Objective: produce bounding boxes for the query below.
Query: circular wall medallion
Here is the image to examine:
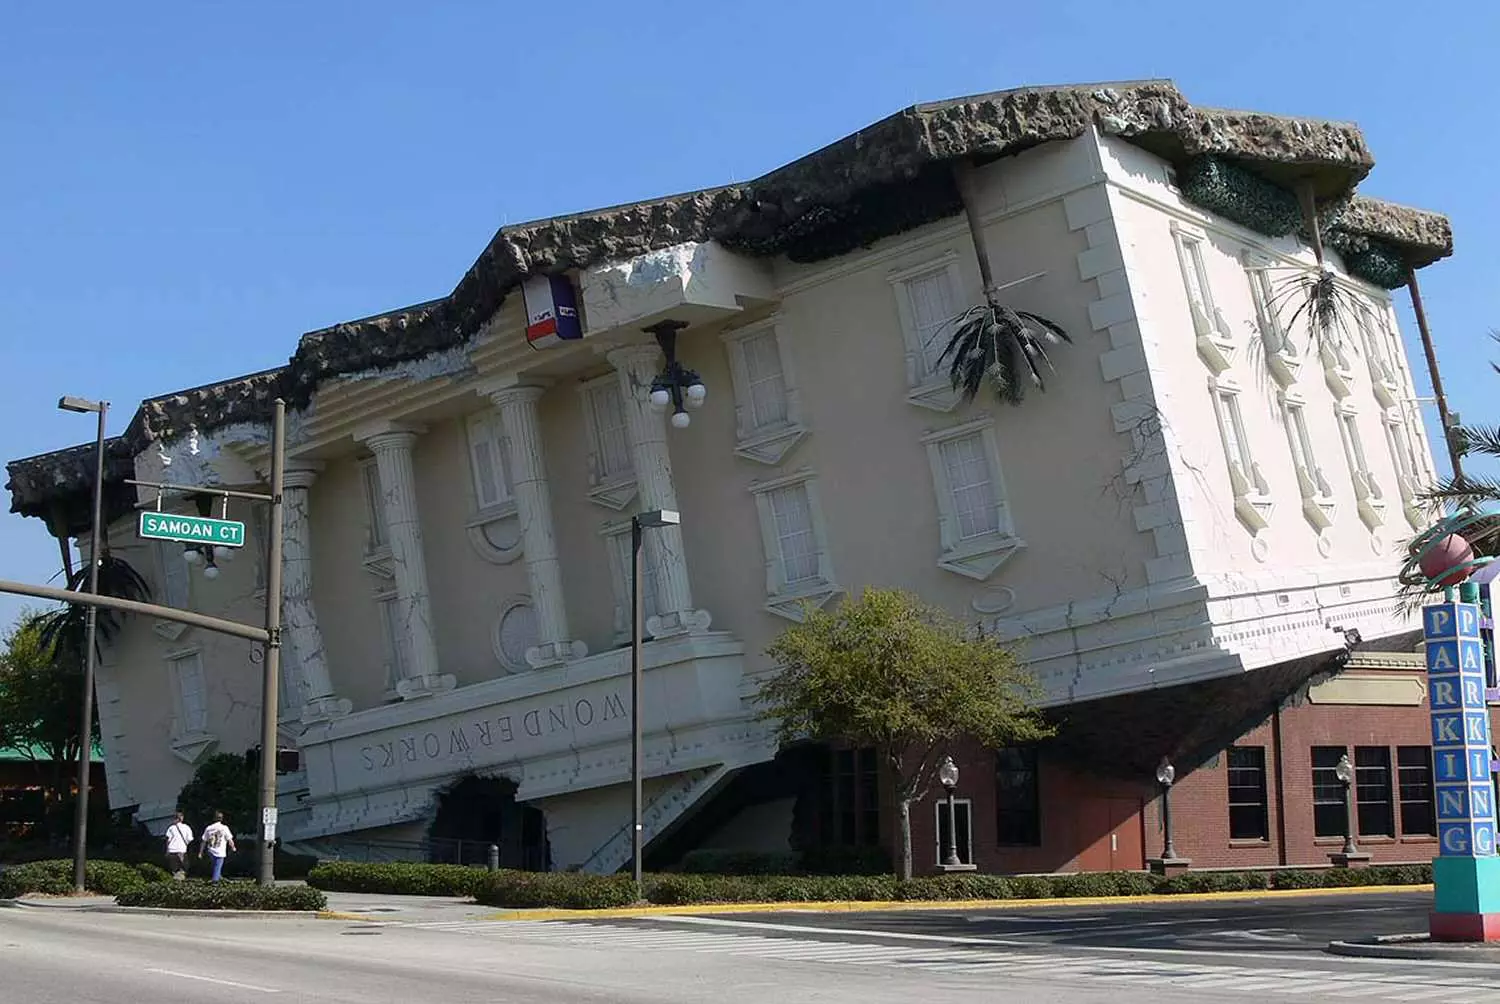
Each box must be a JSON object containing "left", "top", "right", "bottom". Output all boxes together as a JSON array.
[
  {"left": 1317, "top": 533, "right": 1333, "bottom": 558},
  {"left": 492, "top": 599, "right": 539, "bottom": 673},
  {"left": 970, "top": 586, "right": 1016, "bottom": 615},
  {"left": 1370, "top": 533, "right": 1385, "bottom": 557},
  {"left": 1250, "top": 535, "right": 1270, "bottom": 563}
]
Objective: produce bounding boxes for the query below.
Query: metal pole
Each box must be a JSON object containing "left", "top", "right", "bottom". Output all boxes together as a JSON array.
[
  {"left": 1406, "top": 267, "right": 1464, "bottom": 480},
  {"left": 257, "top": 399, "right": 286, "bottom": 887},
  {"left": 0, "top": 580, "right": 269, "bottom": 643},
  {"left": 1341, "top": 779, "right": 1357, "bottom": 858},
  {"left": 1161, "top": 782, "right": 1177, "bottom": 861},
  {"left": 630, "top": 516, "right": 644, "bottom": 898},
  {"left": 942, "top": 788, "right": 960, "bottom": 867},
  {"left": 71, "top": 402, "right": 107, "bottom": 893}
]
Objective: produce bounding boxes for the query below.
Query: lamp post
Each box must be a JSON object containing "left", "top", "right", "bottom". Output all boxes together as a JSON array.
[
  {"left": 1335, "top": 753, "right": 1359, "bottom": 858},
  {"left": 643, "top": 320, "right": 706, "bottom": 429},
  {"left": 630, "top": 508, "right": 680, "bottom": 897},
  {"left": 938, "top": 756, "right": 962, "bottom": 868},
  {"left": 1155, "top": 758, "right": 1178, "bottom": 862},
  {"left": 57, "top": 394, "right": 107, "bottom": 894}
]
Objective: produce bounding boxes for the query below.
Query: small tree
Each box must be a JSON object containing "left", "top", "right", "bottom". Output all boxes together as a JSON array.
[
  {"left": 758, "top": 588, "right": 1053, "bottom": 880},
  {"left": 176, "top": 752, "right": 257, "bottom": 835}
]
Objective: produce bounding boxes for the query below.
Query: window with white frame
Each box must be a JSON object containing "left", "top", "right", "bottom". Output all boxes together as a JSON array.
[
  {"left": 1384, "top": 415, "right": 1426, "bottom": 529},
  {"left": 1357, "top": 300, "right": 1398, "bottom": 404},
  {"left": 1245, "top": 263, "right": 1288, "bottom": 352},
  {"left": 167, "top": 650, "right": 208, "bottom": 736},
  {"left": 1211, "top": 380, "right": 1273, "bottom": 532},
  {"left": 1337, "top": 407, "right": 1384, "bottom": 530},
  {"left": 465, "top": 410, "right": 514, "bottom": 512},
  {"left": 251, "top": 506, "right": 269, "bottom": 594},
  {"left": 921, "top": 419, "right": 1022, "bottom": 580},
  {"left": 722, "top": 319, "right": 808, "bottom": 464},
  {"left": 933, "top": 798, "right": 974, "bottom": 867},
  {"left": 890, "top": 254, "right": 966, "bottom": 410},
  {"left": 152, "top": 539, "right": 192, "bottom": 641},
  {"left": 1282, "top": 396, "right": 1335, "bottom": 531},
  {"left": 749, "top": 471, "right": 840, "bottom": 620},
  {"left": 601, "top": 520, "right": 661, "bottom": 642},
  {"left": 377, "top": 593, "right": 410, "bottom": 694},
  {"left": 580, "top": 376, "right": 636, "bottom": 508},
  {"left": 1171, "top": 224, "right": 1221, "bottom": 338},
  {"left": 360, "top": 459, "right": 389, "bottom": 552}
]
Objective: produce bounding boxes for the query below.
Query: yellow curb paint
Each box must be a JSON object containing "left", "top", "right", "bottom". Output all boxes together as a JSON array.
[
  {"left": 479, "top": 883, "right": 1433, "bottom": 923},
  {"left": 317, "top": 911, "right": 384, "bottom": 922}
]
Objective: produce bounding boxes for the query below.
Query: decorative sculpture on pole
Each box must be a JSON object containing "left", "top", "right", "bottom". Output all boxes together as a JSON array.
[{"left": 1403, "top": 508, "right": 1500, "bottom": 942}]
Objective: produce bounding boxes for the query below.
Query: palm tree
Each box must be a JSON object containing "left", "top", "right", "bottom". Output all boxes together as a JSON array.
[
  {"left": 937, "top": 160, "right": 1071, "bottom": 405},
  {"left": 1272, "top": 182, "right": 1363, "bottom": 354},
  {"left": 36, "top": 550, "right": 151, "bottom": 664}
]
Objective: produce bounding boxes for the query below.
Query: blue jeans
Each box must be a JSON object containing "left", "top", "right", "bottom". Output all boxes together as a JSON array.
[{"left": 210, "top": 855, "right": 225, "bottom": 882}]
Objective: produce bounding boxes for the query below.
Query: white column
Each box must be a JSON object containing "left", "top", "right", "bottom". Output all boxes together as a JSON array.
[
  {"left": 487, "top": 383, "right": 587, "bottom": 668},
  {"left": 606, "top": 344, "right": 711, "bottom": 637},
  {"left": 280, "top": 464, "right": 352, "bottom": 722},
  {"left": 359, "top": 426, "right": 454, "bottom": 699}
]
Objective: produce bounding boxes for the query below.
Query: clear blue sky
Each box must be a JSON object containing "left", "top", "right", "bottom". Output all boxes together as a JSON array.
[{"left": 2, "top": 1, "right": 1495, "bottom": 630}]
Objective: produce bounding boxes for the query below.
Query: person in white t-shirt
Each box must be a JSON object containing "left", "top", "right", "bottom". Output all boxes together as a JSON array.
[
  {"left": 164, "top": 812, "right": 194, "bottom": 880},
  {"left": 199, "top": 811, "right": 237, "bottom": 883}
]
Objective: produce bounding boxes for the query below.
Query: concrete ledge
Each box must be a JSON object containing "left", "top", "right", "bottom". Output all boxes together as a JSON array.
[
  {"left": 470, "top": 883, "right": 1433, "bottom": 922},
  {"left": 1328, "top": 933, "right": 1500, "bottom": 962}
]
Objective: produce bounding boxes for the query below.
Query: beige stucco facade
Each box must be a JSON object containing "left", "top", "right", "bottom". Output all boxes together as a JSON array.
[{"left": 17, "top": 95, "right": 1447, "bottom": 871}]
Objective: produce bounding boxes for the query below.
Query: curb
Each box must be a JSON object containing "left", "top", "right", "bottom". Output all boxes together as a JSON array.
[
  {"left": 476, "top": 883, "right": 1433, "bottom": 922},
  {"left": 1, "top": 897, "right": 317, "bottom": 919},
  {"left": 1328, "top": 934, "right": 1500, "bottom": 962}
]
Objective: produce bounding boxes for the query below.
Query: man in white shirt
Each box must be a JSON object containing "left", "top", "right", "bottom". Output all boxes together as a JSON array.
[
  {"left": 199, "top": 811, "right": 237, "bottom": 883},
  {"left": 164, "top": 812, "right": 193, "bottom": 880}
]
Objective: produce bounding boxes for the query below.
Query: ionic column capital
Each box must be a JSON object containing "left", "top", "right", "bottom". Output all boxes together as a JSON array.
[
  {"left": 605, "top": 343, "right": 663, "bottom": 382},
  {"left": 354, "top": 422, "right": 427, "bottom": 453},
  {"left": 281, "top": 461, "right": 325, "bottom": 492}
]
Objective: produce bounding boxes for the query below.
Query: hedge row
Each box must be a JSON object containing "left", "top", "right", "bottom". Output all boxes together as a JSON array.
[
  {"left": 308, "top": 860, "right": 1433, "bottom": 908},
  {"left": 0, "top": 859, "right": 169, "bottom": 898},
  {"left": 116, "top": 880, "right": 326, "bottom": 911}
]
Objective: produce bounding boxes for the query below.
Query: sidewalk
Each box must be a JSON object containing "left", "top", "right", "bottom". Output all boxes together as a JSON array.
[
  {"left": 0, "top": 889, "right": 495, "bottom": 923},
  {"left": 1328, "top": 934, "right": 1500, "bottom": 962}
]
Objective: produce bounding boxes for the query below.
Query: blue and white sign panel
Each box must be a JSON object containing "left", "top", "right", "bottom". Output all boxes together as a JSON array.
[{"left": 1426, "top": 601, "right": 1498, "bottom": 857}]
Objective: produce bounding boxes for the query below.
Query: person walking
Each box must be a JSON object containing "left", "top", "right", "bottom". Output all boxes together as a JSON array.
[
  {"left": 199, "top": 811, "right": 237, "bottom": 882},
  {"left": 164, "top": 812, "right": 194, "bottom": 880}
]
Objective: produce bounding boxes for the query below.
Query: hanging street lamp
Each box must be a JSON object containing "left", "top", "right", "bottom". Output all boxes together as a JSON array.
[{"left": 643, "top": 320, "right": 706, "bottom": 429}]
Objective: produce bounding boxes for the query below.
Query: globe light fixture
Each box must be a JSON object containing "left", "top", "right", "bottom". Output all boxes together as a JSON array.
[
  {"left": 649, "top": 387, "right": 672, "bottom": 411},
  {"left": 937, "top": 755, "right": 964, "bottom": 869},
  {"left": 202, "top": 563, "right": 220, "bottom": 580},
  {"left": 642, "top": 319, "right": 705, "bottom": 431},
  {"left": 212, "top": 545, "right": 235, "bottom": 563},
  {"left": 685, "top": 381, "right": 707, "bottom": 408},
  {"left": 1155, "top": 760, "right": 1176, "bottom": 787},
  {"left": 938, "top": 755, "right": 960, "bottom": 791},
  {"left": 183, "top": 547, "right": 203, "bottom": 565},
  {"left": 670, "top": 410, "right": 691, "bottom": 429}
]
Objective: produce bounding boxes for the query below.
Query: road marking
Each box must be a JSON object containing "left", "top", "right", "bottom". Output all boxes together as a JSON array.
[{"left": 143, "top": 969, "right": 280, "bottom": 993}]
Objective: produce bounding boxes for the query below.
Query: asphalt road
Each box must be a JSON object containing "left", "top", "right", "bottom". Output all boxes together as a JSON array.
[
  {"left": 0, "top": 905, "right": 1203, "bottom": 1004},
  {"left": 688, "top": 889, "right": 1435, "bottom": 957}
]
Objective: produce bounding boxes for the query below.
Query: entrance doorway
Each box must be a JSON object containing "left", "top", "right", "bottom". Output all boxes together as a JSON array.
[
  {"left": 1077, "top": 796, "right": 1144, "bottom": 872},
  {"left": 427, "top": 774, "right": 548, "bottom": 870}
]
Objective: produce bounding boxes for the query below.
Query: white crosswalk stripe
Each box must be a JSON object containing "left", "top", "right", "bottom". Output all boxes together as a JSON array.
[{"left": 376, "top": 919, "right": 1500, "bottom": 1001}]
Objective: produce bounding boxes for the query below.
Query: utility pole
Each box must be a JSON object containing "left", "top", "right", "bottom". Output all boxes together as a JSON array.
[{"left": 257, "top": 399, "right": 286, "bottom": 886}]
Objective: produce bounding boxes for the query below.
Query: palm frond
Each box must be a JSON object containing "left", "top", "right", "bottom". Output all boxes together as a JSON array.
[
  {"left": 1271, "top": 268, "right": 1361, "bottom": 353},
  {"left": 1422, "top": 476, "right": 1500, "bottom": 512},
  {"left": 936, "top": 301, "right": 1072, "bottom": 407},
  {"left": 36, "top": 553, "right": 151, "bottom": 660},
  {"left": 1450, "top": 423, "right": 1500, "bottom": 462}
]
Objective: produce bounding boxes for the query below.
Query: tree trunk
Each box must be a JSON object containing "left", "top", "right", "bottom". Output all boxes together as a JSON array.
[
  {"left": 1297, "top": 181, "right": 1325, "bottom": 266},
  {"left": 897, "top": 798, "right": 913, "bottom": 881},
  {"left": 951, "top": 161, "right": 996, "bottom": 300}
]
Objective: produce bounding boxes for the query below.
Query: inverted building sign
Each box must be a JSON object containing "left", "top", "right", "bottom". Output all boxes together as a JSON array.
[{"left": 522, "top": 274, "right": 584, "bottom": 350}]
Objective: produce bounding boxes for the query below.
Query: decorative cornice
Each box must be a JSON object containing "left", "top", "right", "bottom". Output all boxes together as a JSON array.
[{"left": 7, "top": 80, "right": 1454, "bottom": 529}]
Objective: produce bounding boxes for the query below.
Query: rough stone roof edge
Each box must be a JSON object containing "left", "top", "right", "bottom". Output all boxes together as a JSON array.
[{"left": 6, "top": 79, "right": 1455, "bottom": 524}]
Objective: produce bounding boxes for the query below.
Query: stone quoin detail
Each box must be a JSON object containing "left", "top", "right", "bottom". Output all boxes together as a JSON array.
[
  {"left": 483, "top": 381, "right": 587, "bottom": 668},
  {"left": 607, "top": 344, "right": 711, "bottom": 637},
  {"left": 356, "top": 425, "right": 455, "bottom": 699}
]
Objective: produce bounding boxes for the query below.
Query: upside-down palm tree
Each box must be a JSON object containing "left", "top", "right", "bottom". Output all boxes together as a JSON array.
[
  {"left": 36, "top": 550, "right": 151, "bottom": 666},
  {"left": 936, "top": 160, "right": 1072, "bottom": 405},
  {"left": 1272, "top": 181, "right": 1363, "bottom": 354}
]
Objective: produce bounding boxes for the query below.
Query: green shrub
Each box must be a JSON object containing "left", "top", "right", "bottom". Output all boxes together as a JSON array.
[
  {"left": 1156, "top": 870, "right": 1269, "bottom": 895},
  {"left": 901, "top": 873, "right": 1015, "bottom": 900},
  {"left": 796, "top": 844, "right": 892, "bottom": 876},
  {"left": 307, "top": 861, "right": 489, "bottom": 897},
  {"left": 1007, "top": 875, "right": 1056, "bottom": 899},
  {"left": 134, "top": 862, "right": 171, "bottom": 884},
  {"left": 0, "top": 858, "right": 166, "bottom": 898},
  {"left": 116, "top": 880, "right": 326, "bottom": 911},
  {"left": 1050, "top": 871, "right": 1160, "bottom": 898},
  {"left": 1268, "top": 869, "right": 1323, "bottom": 890},
  {"left": 677, "top": 849, "right": 800, "bottom": 876},
  {"left": 476, "top": 870, "right": 638, "bottom": 909}
]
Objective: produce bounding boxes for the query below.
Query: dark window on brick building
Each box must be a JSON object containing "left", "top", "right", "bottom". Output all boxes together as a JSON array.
[
  {"left": 1397, "top": 746, "right": 1436, "bottom": 837},
  {"left": 995, "top": 746, "right": 1041, "bottom": 846},
  {"left": 1227, "top": 746, "right": 1269, "bottom": 841},
  {"left": 1355, "top": 746, "right": 1394, "bottom": 837},
  {"left": 1312, "top": 745, "right": 1348, "bottom": 838},
  {"left": 816, "top": 746, "right": 881, "bottom": 846}
]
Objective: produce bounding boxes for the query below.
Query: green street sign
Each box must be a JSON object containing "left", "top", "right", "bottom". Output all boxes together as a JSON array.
[{"left": 138, "top": 510, "right": 246, "bottom": 548}]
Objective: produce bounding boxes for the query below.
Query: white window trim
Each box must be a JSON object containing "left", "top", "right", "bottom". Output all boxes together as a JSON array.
[
  {"left": 921, "top": 418, "right": 1025, "bottom": 580},
  {"left": 1210, "top": 375, "right": 1274, "bottom": 533},
  {"left": 359, "top": 458, "right": 394, "bottom": 579},
  {"left": 152, "top": 537, "right": 193, "bottom": 642},
  {"left": 1356, "top": 299, "right": 1400, "bottom": 408},
  {"left": 1279, "top": 389, "right": 1336, "bottom": 533},
  {"left": 933, "top": 797, "right": 975, "bottom": 867},
  {"left": 463, "top": 410, "right": 523, "bottom": 565},
  {"left": 578, "top": 373, "right": 639, "bottom": 510},
  {"left": 1383, "top": 415, "right": 1427, "bottom": 531},
  {"left": 888, "top": 251, "right": 966, "bottom": 413},
  {"left": 1335, "top": 404, "right": 1385, "bottom": 531},
  {"left": 164, "top": 646, "right": 217, "bottom": 765},
  {"left": 374, "top": 588, "right": 406, "bottom": 702},
  {"left": 491, "top": 594, "right": 539, "bottom": 674},
  {"left": 599, "top": 518, "right": 662, "bottom": 646},
  {"left": 1171, "top": 220, "right": 1235, "bottom": 373},
  {"left": 747, "top": 470, "right": 842, "bottom": 622},
  {"left": 1243, "top": 250, "right": 1299, "bottom": 388},
  {"left": 250, "top": 505, "right": 269, "bottom": 600},
  {"left": 721, "top": 315, "right": 809, "bottom": 465}
]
